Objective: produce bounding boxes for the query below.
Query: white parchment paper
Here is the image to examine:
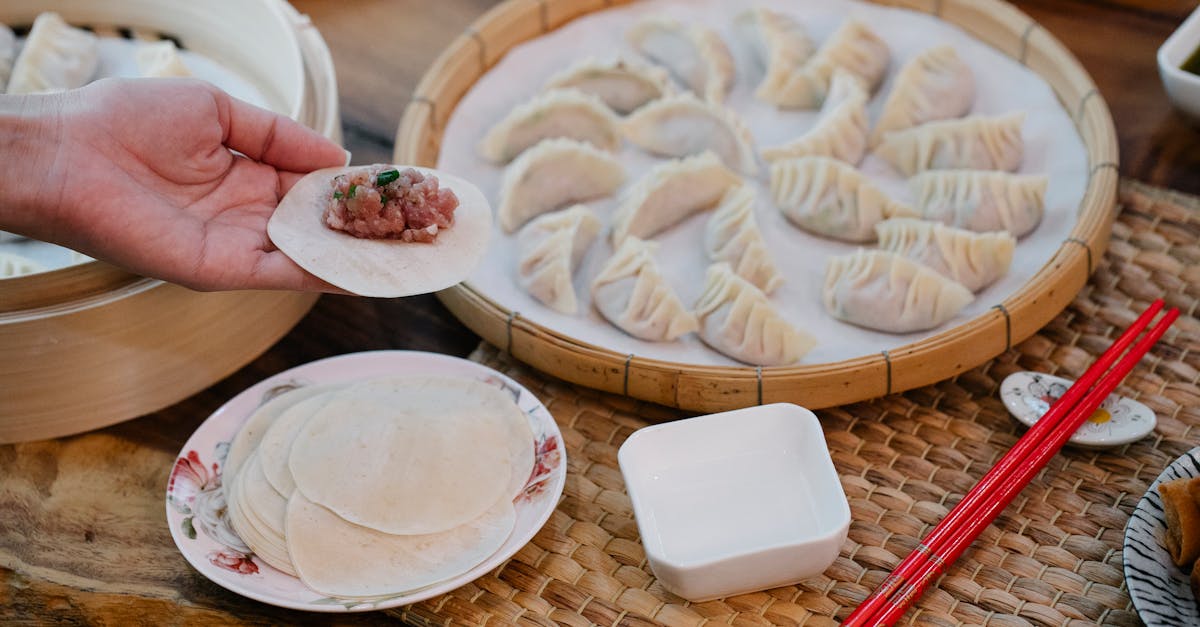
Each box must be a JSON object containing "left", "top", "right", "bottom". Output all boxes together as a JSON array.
[{"left": 437, "top": 0, "right": 1088, "bottom": 366}]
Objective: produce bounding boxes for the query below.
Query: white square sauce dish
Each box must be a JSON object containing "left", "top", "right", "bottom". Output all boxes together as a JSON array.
[
  {"left": 1159, "top": 6, "right": 1200, "bottom": 120},
  {"left": 618, "top": 403, "right": 850, "bottom": 602}
]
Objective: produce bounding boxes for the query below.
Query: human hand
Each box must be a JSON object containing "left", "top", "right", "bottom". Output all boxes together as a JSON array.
[{"left": 3, "top": 78, "right": 347, "bottom": 291}]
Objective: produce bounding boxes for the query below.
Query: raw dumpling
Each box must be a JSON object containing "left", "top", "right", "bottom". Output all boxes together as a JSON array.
[
  {"left": 0, "top": 251, "right": 44, "bottom": 278},
  {"left": 543, "top": 57, "right": 672, "bottom": 115},
  {"left": 622, "top": 92, "right": 758, "bottom": 174},
  {"left": 497, "top": 138, "right": 625, "bottom": 233},
  {"left": 875, "top": 218, "right": 1015, "bottom": 292},
  {"left": 611, "top": 150, "right": 740, "bottom": 246},
  {"left": 912, "top": 170, "right": 1047, "bottom": 238},
  {"left": 0, "top": 24, "right": 15, "bottom": 90},
  {"left": 760, "top": 19, "right": 889, "bottom": 109},
  {"left": 875, "top": 112, "right": 1025, "bottom": 176},
  {"left": 704, "top": 186, "right": 783, "bottom": 294},
  {"left": 591, "top": 237, "right": 698, "bottom": 342},
  {"left": 135, "top": 40, "right": 192, "bottom": 78},
  {"left": 871, "top": 45, "right": 974, "bottom": 145},
  {"left": 694, "top": 263, "right": 814, "bottom": 366},
  {"left": 823, "top": 249, "right": 974, "bottom": 333},
  {"left": 762, "top": 68, "right": 868, "bottom": 165},
  {"left": 7, "top": 13, "right": 98, "bottom": 95},
  {"left": 627, "top": 16, "right": 734, "bottom": 103},
  {"left": 479, "top": 88, "right": 620, "bottom": 163},
  {"left": 770, "top": 156, "right": 914, "bottom": 242},
  {"left": 516, "top": 205, "right": 601, "bottom": 314},
  {"left": 734, "top": 7, "right": 815, "bottom": 107}
]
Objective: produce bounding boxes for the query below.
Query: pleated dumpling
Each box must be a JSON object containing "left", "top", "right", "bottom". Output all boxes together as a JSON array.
[
  {"left": 734, "top": 7, "right": 815, "bottom": 107},
  {"left": 875, "top": 112, "right": 1025, "bottom": 176},
  {"left": 622, "top": 92, "right": 758, "bottom": 174},
  {"left": 911, "top": 170, "right": 1047, "bottom": 238},
  {"left": 135, "top": 40, "right": 192, "bottom": 78},
  {"left": 498, "top": 138, "right": 625, "bottom": 233},
  {"left": 479, "top": 88, "right": 620, "bottom": 163},
  {"left": 543, "top": 57, "right": 672, "bottom": 114},
  {"left": 611, "top": 151, "right": 740, "bottom": 246},
  {"left": 591, "top": 237, "right": 698, "bottom": 342},
  {"left": 760, "top": 19, "right": 889, "bottom": 109},
  {"left": 627, "top": 16, "right": 734, "bottom": 103},
  {"left": 770, "top": 156, "right": 914, "bottom": 242},
  {"left": 0, "top": 25, "right": 15, "bottom": 91},
  {"left": 694, "top": 263, "right": 814, "bottom": 366},
  {"left": 517, "top": 205, "right": 601, "bottom": 314},
  {"left": 0, "top": 251, "right": 44, "bottom": 278},
  {"left": 823, "top": 249, "right": 974, "bottom": 333},
  {"left": 7, "top": 13, "right": 98, "bottom": 95},
  {"left": 762, "top": 69, "right": 869, "bottom": 165},
  {"left": 875, "top": 218, "right": 1015, "bottom": 292},
  {"left": 871, "top": 45, "right": 974, "bottom": 145},
  {"left": 704, "top": 186, "right": 783, "bottom": 294}
]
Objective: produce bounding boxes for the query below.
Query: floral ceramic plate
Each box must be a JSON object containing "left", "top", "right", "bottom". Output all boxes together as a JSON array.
[
  {"left": 165, "top": 350, "right": 566, "bottom": 612},
  {"left": 999, "top": 371, "right": 1156, "bottom": 449},
  {"left": 1124, "top": 446, "right": 1200, "bottom": 626}
]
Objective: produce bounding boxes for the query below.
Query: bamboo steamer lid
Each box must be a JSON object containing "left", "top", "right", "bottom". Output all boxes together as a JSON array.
[{"left": 0, "top": 0, "right": 340, "bottom": 443}]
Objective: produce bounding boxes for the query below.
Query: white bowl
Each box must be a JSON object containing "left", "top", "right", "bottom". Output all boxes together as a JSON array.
[
  {"left": 617, "top": 403, "right": 850, "bottom": 602},
  {"left": 1158, "top": 6, "right": 1200, "bottom": 120}
]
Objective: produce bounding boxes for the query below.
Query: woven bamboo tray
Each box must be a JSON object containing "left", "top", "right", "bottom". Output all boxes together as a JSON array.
[
  {"left": 394, "top": 0, "right": 1120, "bottom": 413},
  {"left": 0, "top": 0, "right": 337, "bottom": 444}
]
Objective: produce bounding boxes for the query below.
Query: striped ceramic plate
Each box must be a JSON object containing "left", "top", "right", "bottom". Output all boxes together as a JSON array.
[{"left": 1125, "top": 446, "right": 1200, "bottom": 626}]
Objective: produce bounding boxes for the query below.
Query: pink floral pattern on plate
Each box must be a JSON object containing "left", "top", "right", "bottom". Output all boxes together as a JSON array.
[{"left": 164, "top": 350, "right": 566, "bottom": 612}]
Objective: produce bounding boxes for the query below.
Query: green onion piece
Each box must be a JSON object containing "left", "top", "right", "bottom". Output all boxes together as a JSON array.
[
  {"left": 375, "top": 169, "right": 400, "bottom": 185},
  {"left": 380, "top": 195, "right": 388, "bottom": 205},
  {"left": 348, "top": 184, "right": 358, "bottom": 198},
  {"left": 332, "top": 191, "right": 343, "bottom": 199}
]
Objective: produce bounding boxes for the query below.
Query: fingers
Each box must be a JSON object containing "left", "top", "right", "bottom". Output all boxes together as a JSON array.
[
  {"left": 208, "top": 84, "right": 346, "bottom": 174},
  {"left": 244, "top": 250, "right": 353, "bottom": 295}
]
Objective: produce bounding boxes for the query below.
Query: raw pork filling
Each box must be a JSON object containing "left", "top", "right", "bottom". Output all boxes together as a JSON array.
[{"left": 324, "top": 166, "right": 459, "bottom": 242}]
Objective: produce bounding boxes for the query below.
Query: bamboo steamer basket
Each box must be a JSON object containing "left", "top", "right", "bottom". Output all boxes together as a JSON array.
[
  {"left": 395, "top": 0, "right": 1119, "bottom": 413},
  {"left": 0, "top": 0, "right": 342, "bottom": 444}
]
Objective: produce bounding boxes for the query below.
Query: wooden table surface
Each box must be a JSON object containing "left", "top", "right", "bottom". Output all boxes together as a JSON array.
[{"left": 3, "top": 0, "right": 1200, "bottom": 624}]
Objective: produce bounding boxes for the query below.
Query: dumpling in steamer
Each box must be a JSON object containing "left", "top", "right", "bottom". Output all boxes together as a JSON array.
[
  {"left": 516, "top": 205, "right": 601, "bottom": 315},
  {"left": 875, "top": 112, "right": 1025, "bottom": 176},
  {"left": 770, "top": 156, "right": 914, "bottom": 242},
  {"left": 694, "top": 263, "right": 814, "bottom": 366},
  {"left": 704, "top": 186, "right": 783, "bottom": 294},
  {"left": 0, "top": 251, "right": 44, "bottom": 278},
  {"left": 135, "top": 40, "right": 192, "bottom": 78},
  {"left": 497, "top": 138, "right": 625, "bottom": 233},
  {"left": 912, "top": 170, "right": 1046, "bottom": 238},
  {"left": 591, "top": 237, "right": 698, "bottom": 342},
  {"left": 875, "top": 218, "right": 1015, "bottom": 292},
  {"left": 479, "top": 88, "right": 620, "bottom": 163},
  {"left": 760, "top": 19, "right": 889, "bottom": 109},
  {"left": 734, "top": 7, "right": 815, "bottom": 107},
  {"left": 762, "top": 69, "right": 869, "bottom": 165},
  {"left": 610, "top": 151, "right": 740, "bottom": 246},
  {"left": 626, "top": 16, "right": 734, "bottom": 103},
  {"left": 622, "top": 92, "right": 758, "bottom": 175},
  {"left": 871, "top": 45, "right": 974, "bottom": 145},
  {"left": 543, "top": 57, "right": 672, "bottom": 115},
  {"left": 7, "top": 12, "right": 98, "bottom": 95},
  {"left": 0, "top": 24, "right": 15, "bottom": 91},
  {"left": 823, "top": 249, "right": 974, "bottom": 333}
]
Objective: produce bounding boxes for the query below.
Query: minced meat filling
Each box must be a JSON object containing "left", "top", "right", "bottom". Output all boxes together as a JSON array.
[{"left": 324, "top": 165, "right": 459, "bottom": 242}]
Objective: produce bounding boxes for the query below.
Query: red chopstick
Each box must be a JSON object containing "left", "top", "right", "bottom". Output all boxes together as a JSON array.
[
  {"left": 865, "top": 306, "right": 1178, "bottom": 625},
  {"left": 842, "top": 298, "right": 1166, "bottom": 626}
]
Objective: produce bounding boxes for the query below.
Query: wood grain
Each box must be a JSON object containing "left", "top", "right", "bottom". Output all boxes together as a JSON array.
[{"left": 2, "top": 0, "right": 1198, "bottom": 623}]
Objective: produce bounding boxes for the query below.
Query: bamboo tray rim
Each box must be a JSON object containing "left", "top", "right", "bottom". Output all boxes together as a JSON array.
[{"left": 396, "top": 0, "right": 1119, "bottom": 411}]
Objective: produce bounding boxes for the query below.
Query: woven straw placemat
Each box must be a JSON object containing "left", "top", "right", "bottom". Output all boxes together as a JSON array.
[{"left": 397, "top": 180, "right": 1200, "bottom": 627}]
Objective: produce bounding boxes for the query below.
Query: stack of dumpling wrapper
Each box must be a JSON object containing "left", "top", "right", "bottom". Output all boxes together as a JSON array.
[{"left": 221, "top": 377, "right": 534, "bottom": 598}]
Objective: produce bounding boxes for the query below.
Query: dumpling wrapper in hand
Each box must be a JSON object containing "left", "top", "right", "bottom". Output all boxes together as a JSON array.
[{"left": 268, "top": 166, "right": 491, "bottom": 298}]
